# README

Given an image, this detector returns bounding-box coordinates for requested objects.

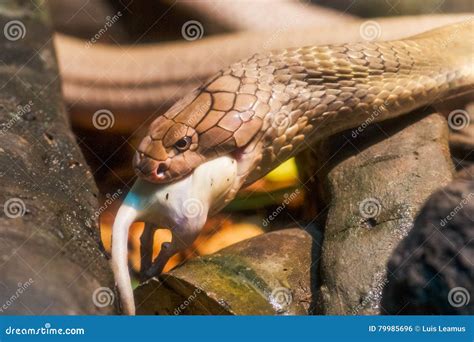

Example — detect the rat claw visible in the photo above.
[144,242,174,279]
[144,229,200,279]
[139,223,156,282]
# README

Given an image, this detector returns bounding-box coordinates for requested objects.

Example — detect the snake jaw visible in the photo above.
[133,151,177,183]
[133,149,205,184]
[112,155,238,315]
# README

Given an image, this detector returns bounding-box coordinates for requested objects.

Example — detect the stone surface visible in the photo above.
[135,228,321,315]
[298,109,454,314]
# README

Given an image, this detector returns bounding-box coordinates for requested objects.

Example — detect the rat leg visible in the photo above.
[139,223,156,281]
[144,229,200,278]
[143,242,174,278]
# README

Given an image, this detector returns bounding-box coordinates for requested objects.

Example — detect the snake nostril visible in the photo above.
[156,163,167,176]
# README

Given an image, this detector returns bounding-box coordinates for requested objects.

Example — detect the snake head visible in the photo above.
[134,75,265,184]
[134,113,203,183]
[133,89,228,183]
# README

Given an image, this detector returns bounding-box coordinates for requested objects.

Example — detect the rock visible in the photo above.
[298,109,454,314]
[382,166,473,314]
[134,228,321,315]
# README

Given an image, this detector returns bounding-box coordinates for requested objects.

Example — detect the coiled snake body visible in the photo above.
[134,22,473,196]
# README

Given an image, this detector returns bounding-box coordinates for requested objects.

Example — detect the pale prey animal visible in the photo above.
[111,156,238,315]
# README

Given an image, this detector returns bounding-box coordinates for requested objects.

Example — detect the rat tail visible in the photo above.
[111,204,138,315]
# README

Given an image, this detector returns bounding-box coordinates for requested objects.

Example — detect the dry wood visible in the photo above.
[0,0,116,315]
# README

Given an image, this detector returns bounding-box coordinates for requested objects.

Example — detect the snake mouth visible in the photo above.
[155,163,169,180]
[135,167,169,183]
[232,148,245,162]
[133,152,174,183]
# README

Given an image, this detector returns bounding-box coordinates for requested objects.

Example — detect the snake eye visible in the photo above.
[174,136,192,152]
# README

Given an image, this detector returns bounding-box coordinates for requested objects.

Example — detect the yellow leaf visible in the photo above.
[265,158,298,182]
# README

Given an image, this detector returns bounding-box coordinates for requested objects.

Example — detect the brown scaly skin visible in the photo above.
[57,15,471,112]
[134,22,473,190]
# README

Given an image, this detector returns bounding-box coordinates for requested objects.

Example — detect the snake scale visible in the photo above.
[56,14,470,113]
[110,20,474,316]
[134,21,473,196]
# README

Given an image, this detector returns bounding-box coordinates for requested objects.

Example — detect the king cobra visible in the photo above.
[57,14,469,113]
[134,21,473,190]
[111,20,473,315]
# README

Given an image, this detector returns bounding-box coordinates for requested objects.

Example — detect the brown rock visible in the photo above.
[134,228,321,315]
[297,109,454,314]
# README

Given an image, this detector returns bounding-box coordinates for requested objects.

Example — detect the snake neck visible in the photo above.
[229,20,474,186]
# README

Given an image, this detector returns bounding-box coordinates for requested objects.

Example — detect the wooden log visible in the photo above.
[134,228,321,315]
[297,109,454,314]
[0,0,116,314]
